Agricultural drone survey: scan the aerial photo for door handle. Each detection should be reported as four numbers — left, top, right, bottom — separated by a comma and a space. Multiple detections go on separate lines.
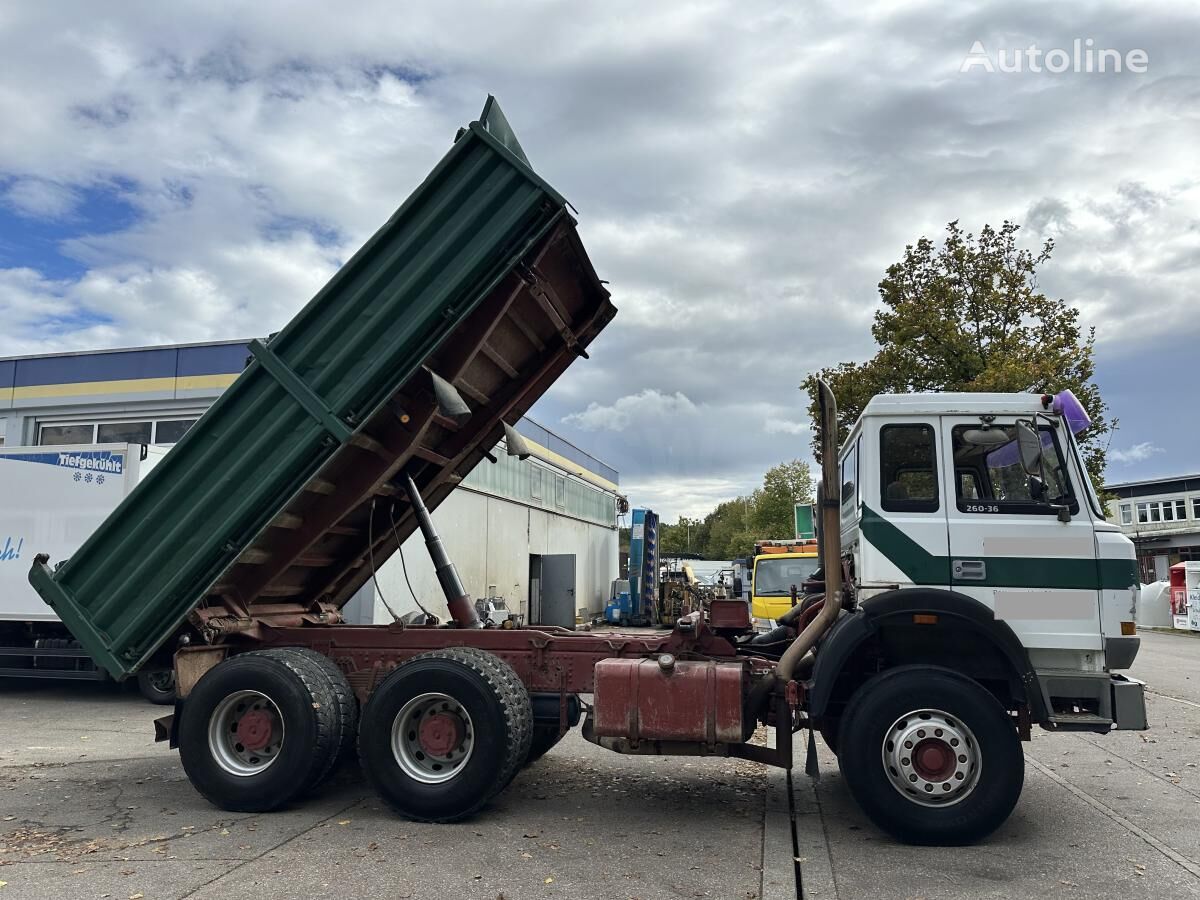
953, 559, 986, 580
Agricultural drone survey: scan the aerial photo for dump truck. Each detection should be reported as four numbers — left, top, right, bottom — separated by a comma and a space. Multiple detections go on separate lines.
29, 97, 1146, 847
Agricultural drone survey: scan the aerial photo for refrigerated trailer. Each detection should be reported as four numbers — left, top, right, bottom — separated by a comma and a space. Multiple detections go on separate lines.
29, 97, 1147, 846
0, 442, 176, 701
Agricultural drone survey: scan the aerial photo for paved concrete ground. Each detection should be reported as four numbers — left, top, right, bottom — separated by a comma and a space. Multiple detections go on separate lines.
0, 630, 1197, 899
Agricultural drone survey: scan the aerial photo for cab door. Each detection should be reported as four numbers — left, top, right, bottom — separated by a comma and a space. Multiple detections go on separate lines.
939, 417, 1102, 652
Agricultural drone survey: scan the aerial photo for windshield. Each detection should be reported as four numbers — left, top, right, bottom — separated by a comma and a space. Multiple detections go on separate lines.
753, 556, 820, 596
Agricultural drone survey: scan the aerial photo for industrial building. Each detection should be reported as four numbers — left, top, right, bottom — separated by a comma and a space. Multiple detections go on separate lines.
0, 340, 619, 626
1105, 473, 1200, 582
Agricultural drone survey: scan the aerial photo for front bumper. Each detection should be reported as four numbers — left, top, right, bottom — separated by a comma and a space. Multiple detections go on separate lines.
1037, 672, 1148, 732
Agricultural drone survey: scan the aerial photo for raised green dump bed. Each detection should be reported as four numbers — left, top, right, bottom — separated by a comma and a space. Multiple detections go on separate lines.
30, 97, 615, 680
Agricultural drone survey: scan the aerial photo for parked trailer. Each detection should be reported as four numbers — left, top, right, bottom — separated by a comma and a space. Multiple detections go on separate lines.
0, 442, 175, 701
30, 98, 1147, 847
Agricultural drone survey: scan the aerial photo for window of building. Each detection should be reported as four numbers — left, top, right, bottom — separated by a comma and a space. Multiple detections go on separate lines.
1177, 499, 1188, 521
840, 441, 858, 507
1120, 504, 1132, 525
39, 415, 203, 448
530, 466, 543, 500
1137, 502, 1149, 523
880, 424, 939, 512
154, 419, 197, 444
97, 421, 153, 444
39, 423, 96, 445
950, 423, 1075, 514
554, 474, 567, 508
1194, 498, 1200, 520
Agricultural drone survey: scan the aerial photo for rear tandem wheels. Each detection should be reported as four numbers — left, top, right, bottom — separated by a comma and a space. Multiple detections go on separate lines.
177, 646, 541, 820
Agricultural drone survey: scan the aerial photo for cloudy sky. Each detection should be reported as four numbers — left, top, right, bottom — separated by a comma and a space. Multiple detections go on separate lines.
1, 1, 1197, 519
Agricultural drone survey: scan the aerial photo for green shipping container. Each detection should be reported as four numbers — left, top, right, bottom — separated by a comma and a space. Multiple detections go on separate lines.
29, 97, 615, 681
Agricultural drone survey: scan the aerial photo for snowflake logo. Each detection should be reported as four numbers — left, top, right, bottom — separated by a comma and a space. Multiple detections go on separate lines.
96, 475, 105, 485
73, 472, 81, 482
84, 473, 93, 483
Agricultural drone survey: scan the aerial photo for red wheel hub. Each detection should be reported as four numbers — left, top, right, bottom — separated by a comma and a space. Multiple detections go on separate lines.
236, 709, 274, 752
418, 712, 463, 757
911, 738, 955, 781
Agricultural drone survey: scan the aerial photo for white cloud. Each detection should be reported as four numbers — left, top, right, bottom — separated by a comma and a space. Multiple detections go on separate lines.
2, 178, 80, 219
1109, 442, 1165, 465
563, 389, 697, 432
765, 419, 810, 436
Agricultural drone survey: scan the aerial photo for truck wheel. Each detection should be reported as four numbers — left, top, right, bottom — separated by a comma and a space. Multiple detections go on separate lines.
178, 651, 339, 812
837, 666, 1023, 845
818, 719, 840, 756
358, 647, 532, 822
257, 648, 358, 783
525, 724, 566, 764
137, 669, 177, 705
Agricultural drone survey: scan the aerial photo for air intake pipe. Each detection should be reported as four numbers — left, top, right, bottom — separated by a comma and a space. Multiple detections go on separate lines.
777, 379, 842, 682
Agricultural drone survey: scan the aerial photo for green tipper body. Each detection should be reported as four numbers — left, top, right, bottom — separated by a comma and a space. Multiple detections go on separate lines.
29, 97, 614, 680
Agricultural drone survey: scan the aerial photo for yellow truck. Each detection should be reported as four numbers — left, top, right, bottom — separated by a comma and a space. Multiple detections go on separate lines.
750, 539, 821, 622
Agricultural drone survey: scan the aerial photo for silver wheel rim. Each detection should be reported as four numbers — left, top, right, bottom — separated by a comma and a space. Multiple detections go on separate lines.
391, 692, 474, 784
882, 708, 981, 807
207, 690, 285, 777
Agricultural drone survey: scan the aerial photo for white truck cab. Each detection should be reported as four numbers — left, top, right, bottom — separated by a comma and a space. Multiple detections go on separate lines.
818, 391, 1145, 734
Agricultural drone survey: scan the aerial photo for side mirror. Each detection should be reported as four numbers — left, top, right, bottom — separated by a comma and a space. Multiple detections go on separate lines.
1015, 420, 1044, 477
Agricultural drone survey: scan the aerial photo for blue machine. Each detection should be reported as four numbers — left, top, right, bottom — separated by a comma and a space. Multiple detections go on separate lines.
606, 508, 658, 625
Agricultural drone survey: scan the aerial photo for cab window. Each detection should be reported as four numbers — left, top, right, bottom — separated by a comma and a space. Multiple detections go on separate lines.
880, 424, 939, 512
841, 441, 857, 507
753, 556, 821, 596
950, 424, 1076, 514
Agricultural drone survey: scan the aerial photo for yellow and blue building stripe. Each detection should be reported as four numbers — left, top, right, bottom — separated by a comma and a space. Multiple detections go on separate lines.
0, 340, 618, 488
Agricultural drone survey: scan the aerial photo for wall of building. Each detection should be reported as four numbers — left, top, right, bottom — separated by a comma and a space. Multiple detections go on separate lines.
373, 487, 618, 624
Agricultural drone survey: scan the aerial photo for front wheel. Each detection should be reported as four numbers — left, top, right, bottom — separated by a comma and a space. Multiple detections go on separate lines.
837, 666, 1023, 845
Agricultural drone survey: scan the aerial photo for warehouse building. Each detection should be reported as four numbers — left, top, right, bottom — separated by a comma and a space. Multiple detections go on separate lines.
0, 340, 619, 626
1105, 473, 1200, 582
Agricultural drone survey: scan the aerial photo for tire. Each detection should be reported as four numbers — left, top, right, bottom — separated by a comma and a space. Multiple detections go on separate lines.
525, 724, 566, 764
818, 718, 840, 756
837, 666, 1023, 845
257, 648, 358, 783
358, 647, 532, 822
178, 651, 339, 813
137, 669, 177, 705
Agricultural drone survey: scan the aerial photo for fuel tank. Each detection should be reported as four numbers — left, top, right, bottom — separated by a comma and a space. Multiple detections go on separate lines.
591, 656, 744, 744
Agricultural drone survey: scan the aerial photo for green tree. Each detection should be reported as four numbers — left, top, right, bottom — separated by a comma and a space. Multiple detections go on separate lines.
699, 498, 757, 560
659, 516, 702, 557
803, 220, 1112, 502
750, 460, 815, 538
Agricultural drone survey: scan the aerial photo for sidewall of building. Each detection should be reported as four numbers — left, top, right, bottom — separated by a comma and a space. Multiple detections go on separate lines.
371, 488, 618, 625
